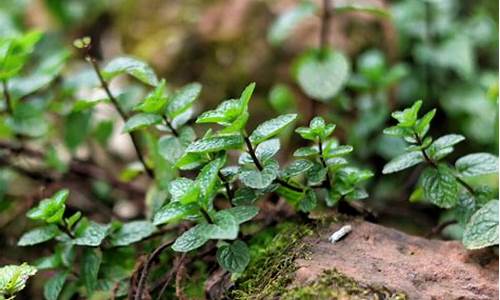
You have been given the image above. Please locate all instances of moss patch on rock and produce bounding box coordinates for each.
[282,269,407,300]
[230,222,315,299]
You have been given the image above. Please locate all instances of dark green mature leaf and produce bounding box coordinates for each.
[122,113,162,132]
[204,210,239,240]
[455,153,498,177]
[186,135,243,153]
[18,225,59,246]
[166,83,202,119]
[64,111,91,152]
[422,165,459,208]
[172,224,210,252]
[298,189,317,212]
[463,200,499,249]
[225,206,259,224]
[382,151,424,174]
[232,188,259,206]
[102,56,158,86]
[81,248,101,295]
[282,159,314,178]
[216,240,250,273]
[197,155,226,209]
[427,134,465,160]
[158,135,184,164]
[249,114,297,144]
[295,48,350,102]
[0,263,37,296]
[27,189,68,224]
[153,202,199,225]
[43,271,68,300]
[267,1,317,46]
[109,221,156,246]
[239,161,279,189]
[72,220,110,247]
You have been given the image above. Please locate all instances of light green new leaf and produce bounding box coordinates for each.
[18,225,59,246]
[249,114,297,144]
[422,165,459,208]
[0,263,37,296]
[196,99,242,125]
[267,1,317,46]
[391,100,422,127]
[295,48,350,102]
[134,79,168,113]
[382,151,424,174]
[81,248,101,295]
[109,221,156,246]
[166,83,202,119]
[102,56,158,86]
[216,240,250,273]
[122,113,162,132]
[153,202,199,225]
[43,271,68,300]
[27,189,68,224]
[463,200,499,249]
[196,155,226,209]
[172,224,210,252]
[186,135,243,153]
[455,153,498,177]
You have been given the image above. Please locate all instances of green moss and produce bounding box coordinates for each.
[282,269,407,300]
[230,222,314,299]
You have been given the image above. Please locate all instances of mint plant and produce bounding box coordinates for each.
[383,100,499,249]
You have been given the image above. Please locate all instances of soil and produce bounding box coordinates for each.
[293,220,499,300]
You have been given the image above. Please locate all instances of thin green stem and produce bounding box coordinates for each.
[2,80,13,114]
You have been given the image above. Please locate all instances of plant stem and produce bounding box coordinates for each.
[87,56,154,178]
[242,132,303,193]
[413,132,475,195]
[318,137,332,188]
[200,208,214,224]
[163,115,179,137]
[218,171,234,202]
[2,80,13,115]
[320,0,332,50]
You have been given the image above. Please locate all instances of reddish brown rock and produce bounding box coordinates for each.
[294,220,498,300]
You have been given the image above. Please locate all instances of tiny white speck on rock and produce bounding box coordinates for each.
[328,225,352,244]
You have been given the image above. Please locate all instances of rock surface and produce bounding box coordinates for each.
[294,220,499,300]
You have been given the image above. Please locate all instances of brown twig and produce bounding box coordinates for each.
[87,56,154,178]
[156,253,187,300]
[426,220,458,238]
[175,262,188,300]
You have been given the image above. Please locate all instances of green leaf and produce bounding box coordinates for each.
[43,271,68,300]
[172,224,209,252]
[324,145,353,158]
[186,135,243,153]
[18,225,59,246]
[239,161,279,189]
[109,221,156,246]
[0,31,43,79]
[122,113,162,132]
[249,114,297,144]
[196,99,242,125]
[204,210,239,240]
[306,162,327,185]
[255,138,280,163]
[334,3,390,17]
[168,178,200,204]
[232,188,259,206]
[6,102,48,137]
[267,1,317,46]
[64,111,92,152]
[81,248,101,295]
[102,56,158,86]
[153,202,199,225]
[216,240,250,273]
[0,263,37,296]
[27,189,68,224]
[72,220,110,247]
[196,155,226,209]
[282,159,314,178]
[427,134,465,160]
[166,83,202,119]
[422,165,459,208]
[293,146,319,157]
[382,151,424,174]
[463,200,499,249]
[269,84,297,114]
[158,136,185,164]
[455,153,498,177]
[134,79,168,113]
[225,206,259,224]
[238,82,256,112]
[294,48,350,102]
[391,100,422,127]
[298,189,317,212]
[414,109,436,137]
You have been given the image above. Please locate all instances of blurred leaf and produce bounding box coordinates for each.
[186,135,243,153]
[43,271,68,300]
[81,248,101,295]
[0,263,37,296]
[102,56,158,86]
[109,221,156,246]
[18,225,59,246]
[268,1,317,46]
[122,113,161,132]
